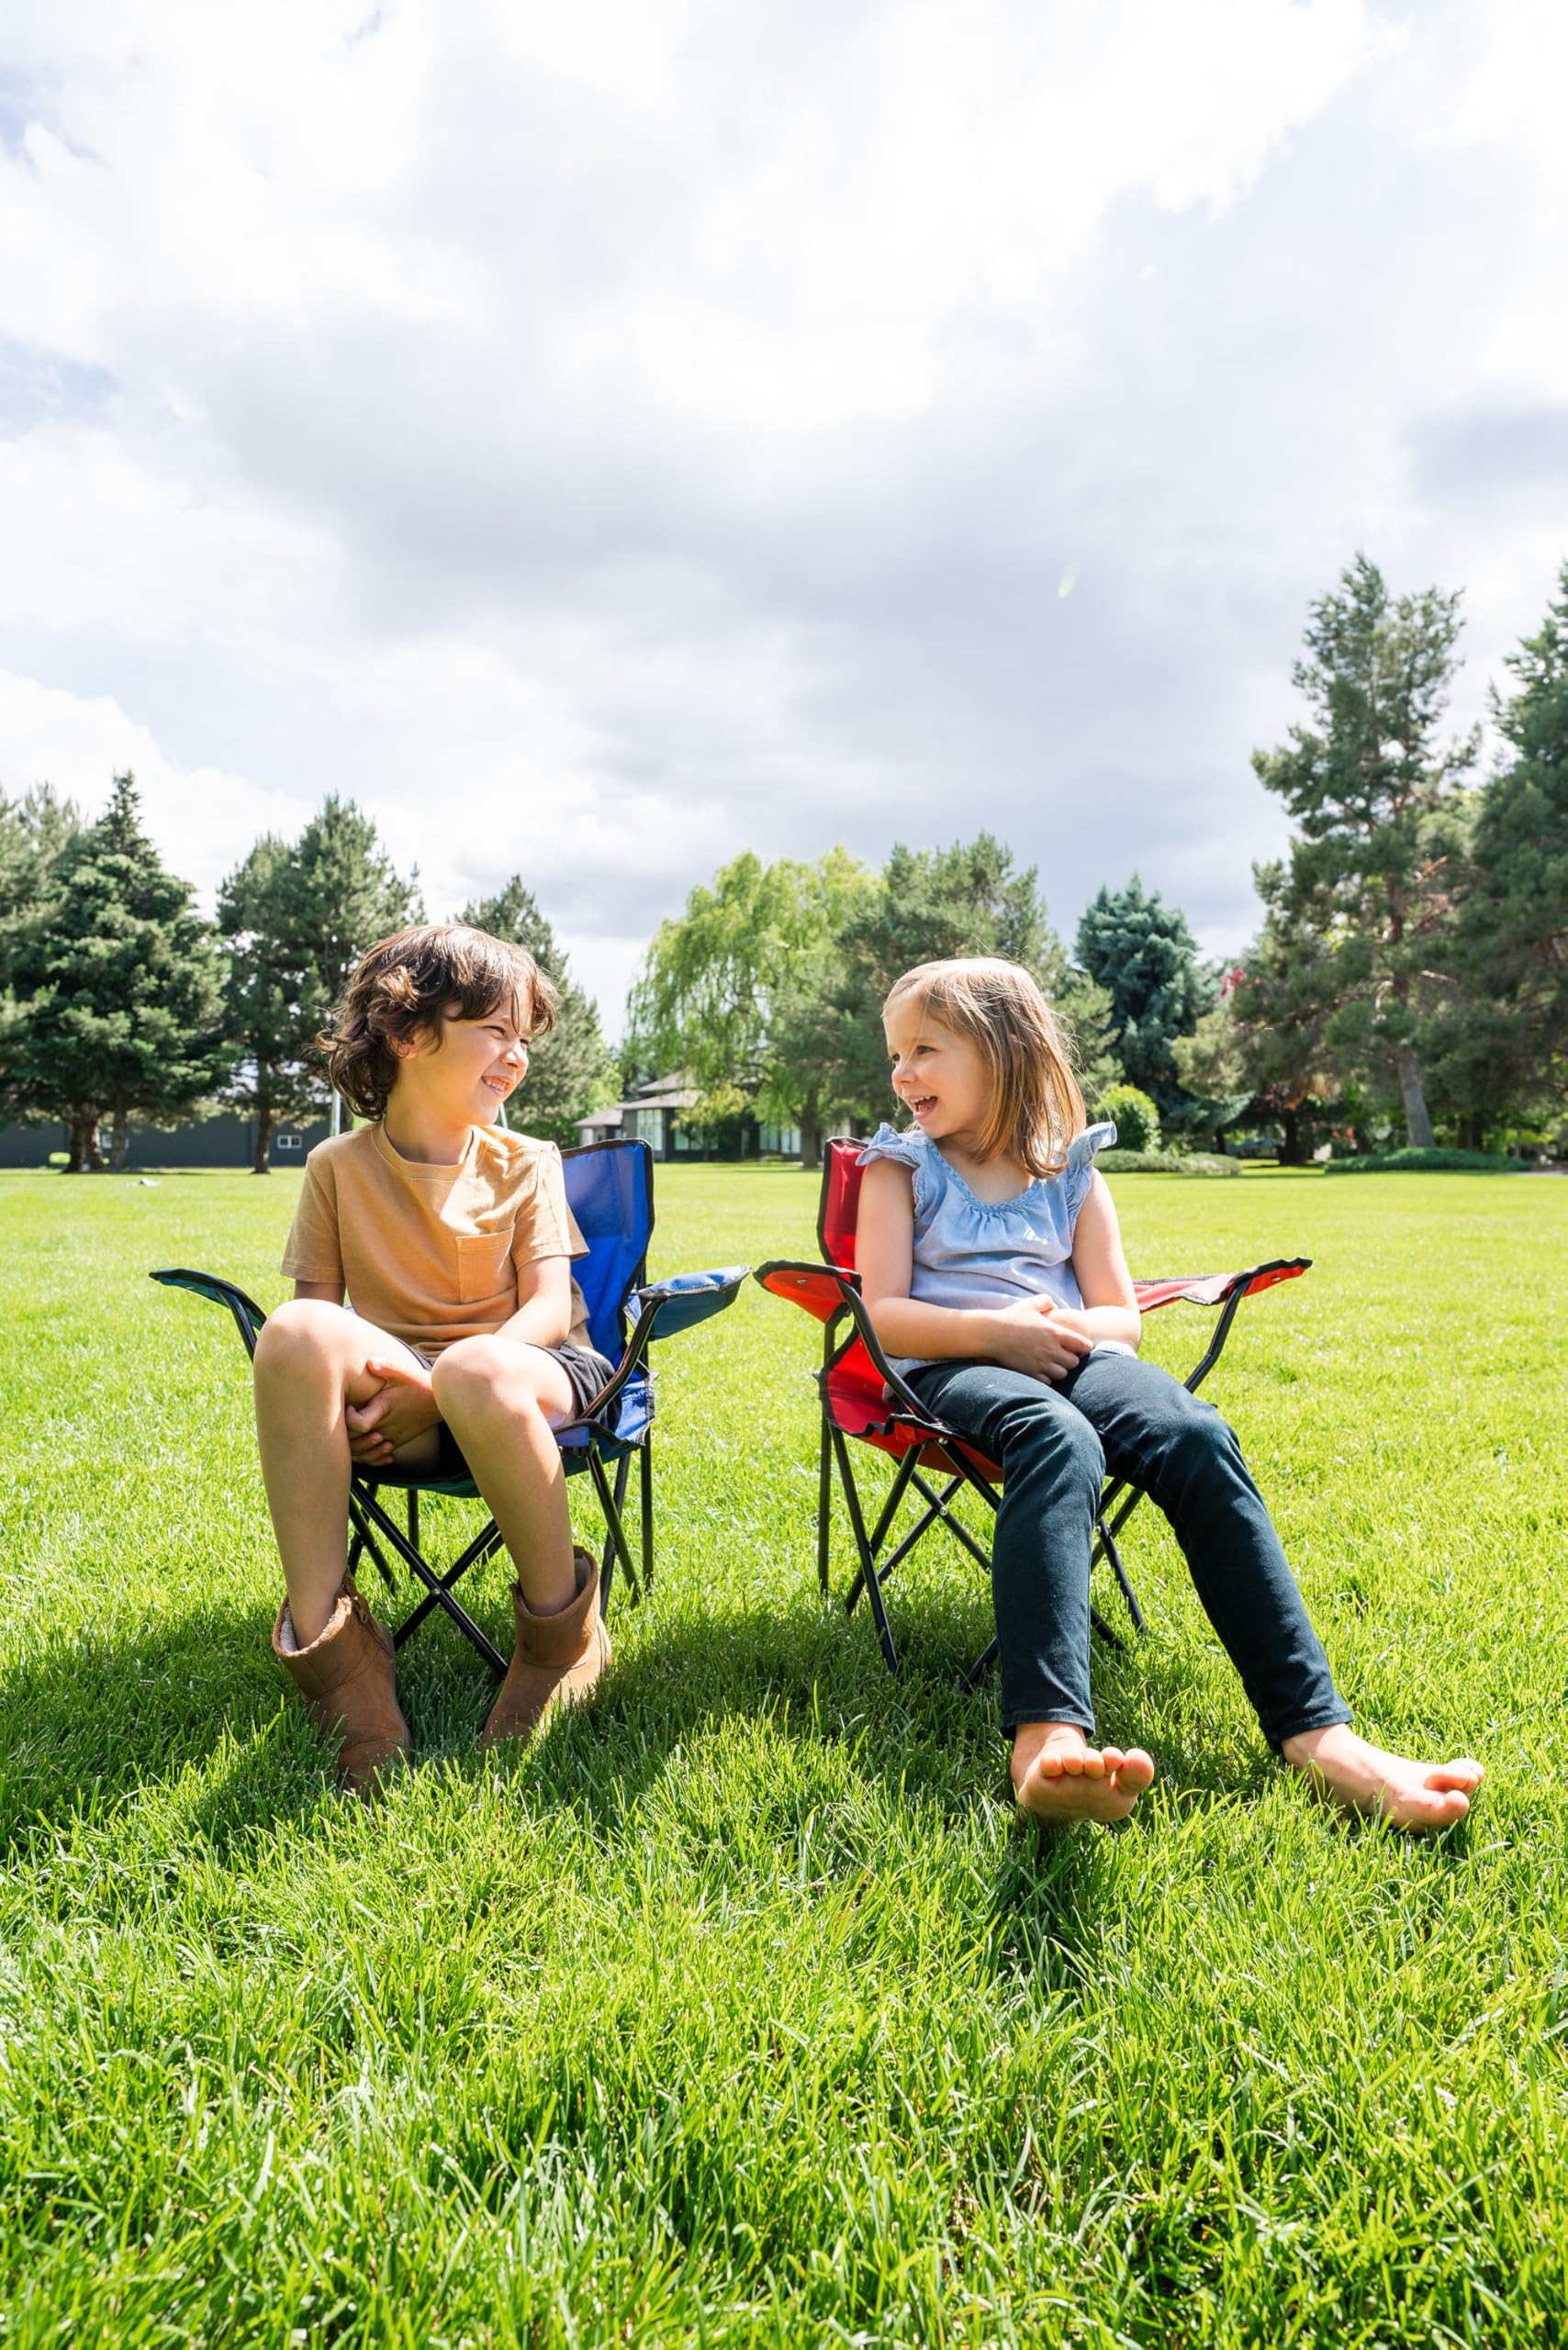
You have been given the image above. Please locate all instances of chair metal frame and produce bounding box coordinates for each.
[152,1136,746,1675]
[756,1139,1310,1683]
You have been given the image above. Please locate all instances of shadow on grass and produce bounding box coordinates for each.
[1,1548,1467,1894]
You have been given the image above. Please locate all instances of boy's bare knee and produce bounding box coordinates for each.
[253,1298,343,1374]
[433,1336,548,1419]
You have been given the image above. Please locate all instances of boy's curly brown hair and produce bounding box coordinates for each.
[322,923,559,1122]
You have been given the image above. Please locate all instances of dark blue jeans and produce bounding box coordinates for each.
[906,1349,1351,1749]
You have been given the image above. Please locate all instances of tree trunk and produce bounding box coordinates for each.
[798,1091,822,1170]
[1395,1043,1437,1149]
[1278,1104,1304,1166]
[253,1102,273,1174]
[109,1107,129,1171]
[68,1114,105,1171]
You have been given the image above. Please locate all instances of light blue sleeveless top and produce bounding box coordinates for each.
[857,1119,1117,1371]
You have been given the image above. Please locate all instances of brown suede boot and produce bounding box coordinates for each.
[479,1547,610,1751]
[272,1578,411,1800]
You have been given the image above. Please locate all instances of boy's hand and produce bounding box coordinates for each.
[347,1358,442,1463]
[990,1297,1094,1383]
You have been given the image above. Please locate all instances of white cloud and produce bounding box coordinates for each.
[1,0,1563,1029]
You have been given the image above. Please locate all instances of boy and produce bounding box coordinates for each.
[254,923,616,1796]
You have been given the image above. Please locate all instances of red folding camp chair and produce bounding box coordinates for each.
[756,1139,1309,1684]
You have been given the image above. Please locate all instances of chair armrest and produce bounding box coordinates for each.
[1133,1258,1311,1314]
[630,1265,750,1339]
[755,1259,860,1324]
[754,1259,938,1427]
[555,1267,749,1432]
[150,1268,269,1360]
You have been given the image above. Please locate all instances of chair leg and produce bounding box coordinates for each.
[639,1438,654,1598]
[816,1415,834,1597]
[843,1449,923,1616]
[830,1424,899,1675]
[590,1449,640,1609]
[1096,1516,1146,1636]
[391,1520,505,1650]
[349,1484,508,1675]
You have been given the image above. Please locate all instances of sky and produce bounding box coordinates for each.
[2,0,1564,1033]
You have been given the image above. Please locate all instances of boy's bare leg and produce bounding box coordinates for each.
[430,1337,578,1616]
[1012,1721,1156,1825]
[252,1301,442,1647]
[1282,1724,1484,1830]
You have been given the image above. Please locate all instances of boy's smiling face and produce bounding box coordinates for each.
[394,997,531,1125]
[883,990,991,1154]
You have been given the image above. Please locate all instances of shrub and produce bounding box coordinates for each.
[1324,1147,1532,1175]
[1098,1148,1241,1177]
[1098,1083,1160,1154]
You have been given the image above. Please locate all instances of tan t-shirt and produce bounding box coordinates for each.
[281,1122,593,1358]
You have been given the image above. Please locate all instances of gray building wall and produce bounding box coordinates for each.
[0,1113,331,1170]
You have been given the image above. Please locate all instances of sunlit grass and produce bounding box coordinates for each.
[1,1163,1564,2345]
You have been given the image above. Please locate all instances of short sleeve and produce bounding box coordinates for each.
[510,1144,589,1268]
[1061,1120,1117,1226]
[857,1123,934,1219]
[280,1147,343,1285]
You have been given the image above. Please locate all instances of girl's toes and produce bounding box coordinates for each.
[1036,1752,1066,1780]
[1115,1750,1155,1793]
[1081,1751,1106,1780]
[1434,1759,1484,1791]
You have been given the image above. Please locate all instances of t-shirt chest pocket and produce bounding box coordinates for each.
[454,1233,515,1304]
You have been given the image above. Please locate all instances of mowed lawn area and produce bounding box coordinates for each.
[1,1162,1565,2347]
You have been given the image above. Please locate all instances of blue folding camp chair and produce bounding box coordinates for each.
[151,1137,746,1673]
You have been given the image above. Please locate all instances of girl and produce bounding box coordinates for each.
[856,957,1483,1830]
[252,923,617,1796]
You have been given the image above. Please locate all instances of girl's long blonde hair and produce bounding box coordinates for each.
[885,957,1085,1178]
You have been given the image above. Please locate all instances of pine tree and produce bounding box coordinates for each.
[1074,876,1212,1124]
[0,786,80,992]
[460,877,617,1145]
[1,774,224,1169]
[1428,564,1568,1140]
[1251,554,1477,1147]
[286,796,422,1069]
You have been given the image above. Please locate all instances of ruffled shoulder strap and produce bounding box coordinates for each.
[857,1122,936,1219]
[1061,1119,1117,1225]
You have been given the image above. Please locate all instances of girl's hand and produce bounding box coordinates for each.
[990,1297,1095,1382]
[347,1358,442,1463]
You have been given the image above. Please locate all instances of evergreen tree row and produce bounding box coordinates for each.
[0,784,618,1170]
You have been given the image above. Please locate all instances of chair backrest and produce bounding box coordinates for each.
[819,1139,866,1272]
[562,1139,654,1359]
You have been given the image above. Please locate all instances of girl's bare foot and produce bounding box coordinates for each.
[1011,1721,1155,1826]
[1282,1723,1483,1831]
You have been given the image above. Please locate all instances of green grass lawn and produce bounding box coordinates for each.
[2,1164,1565,2347]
